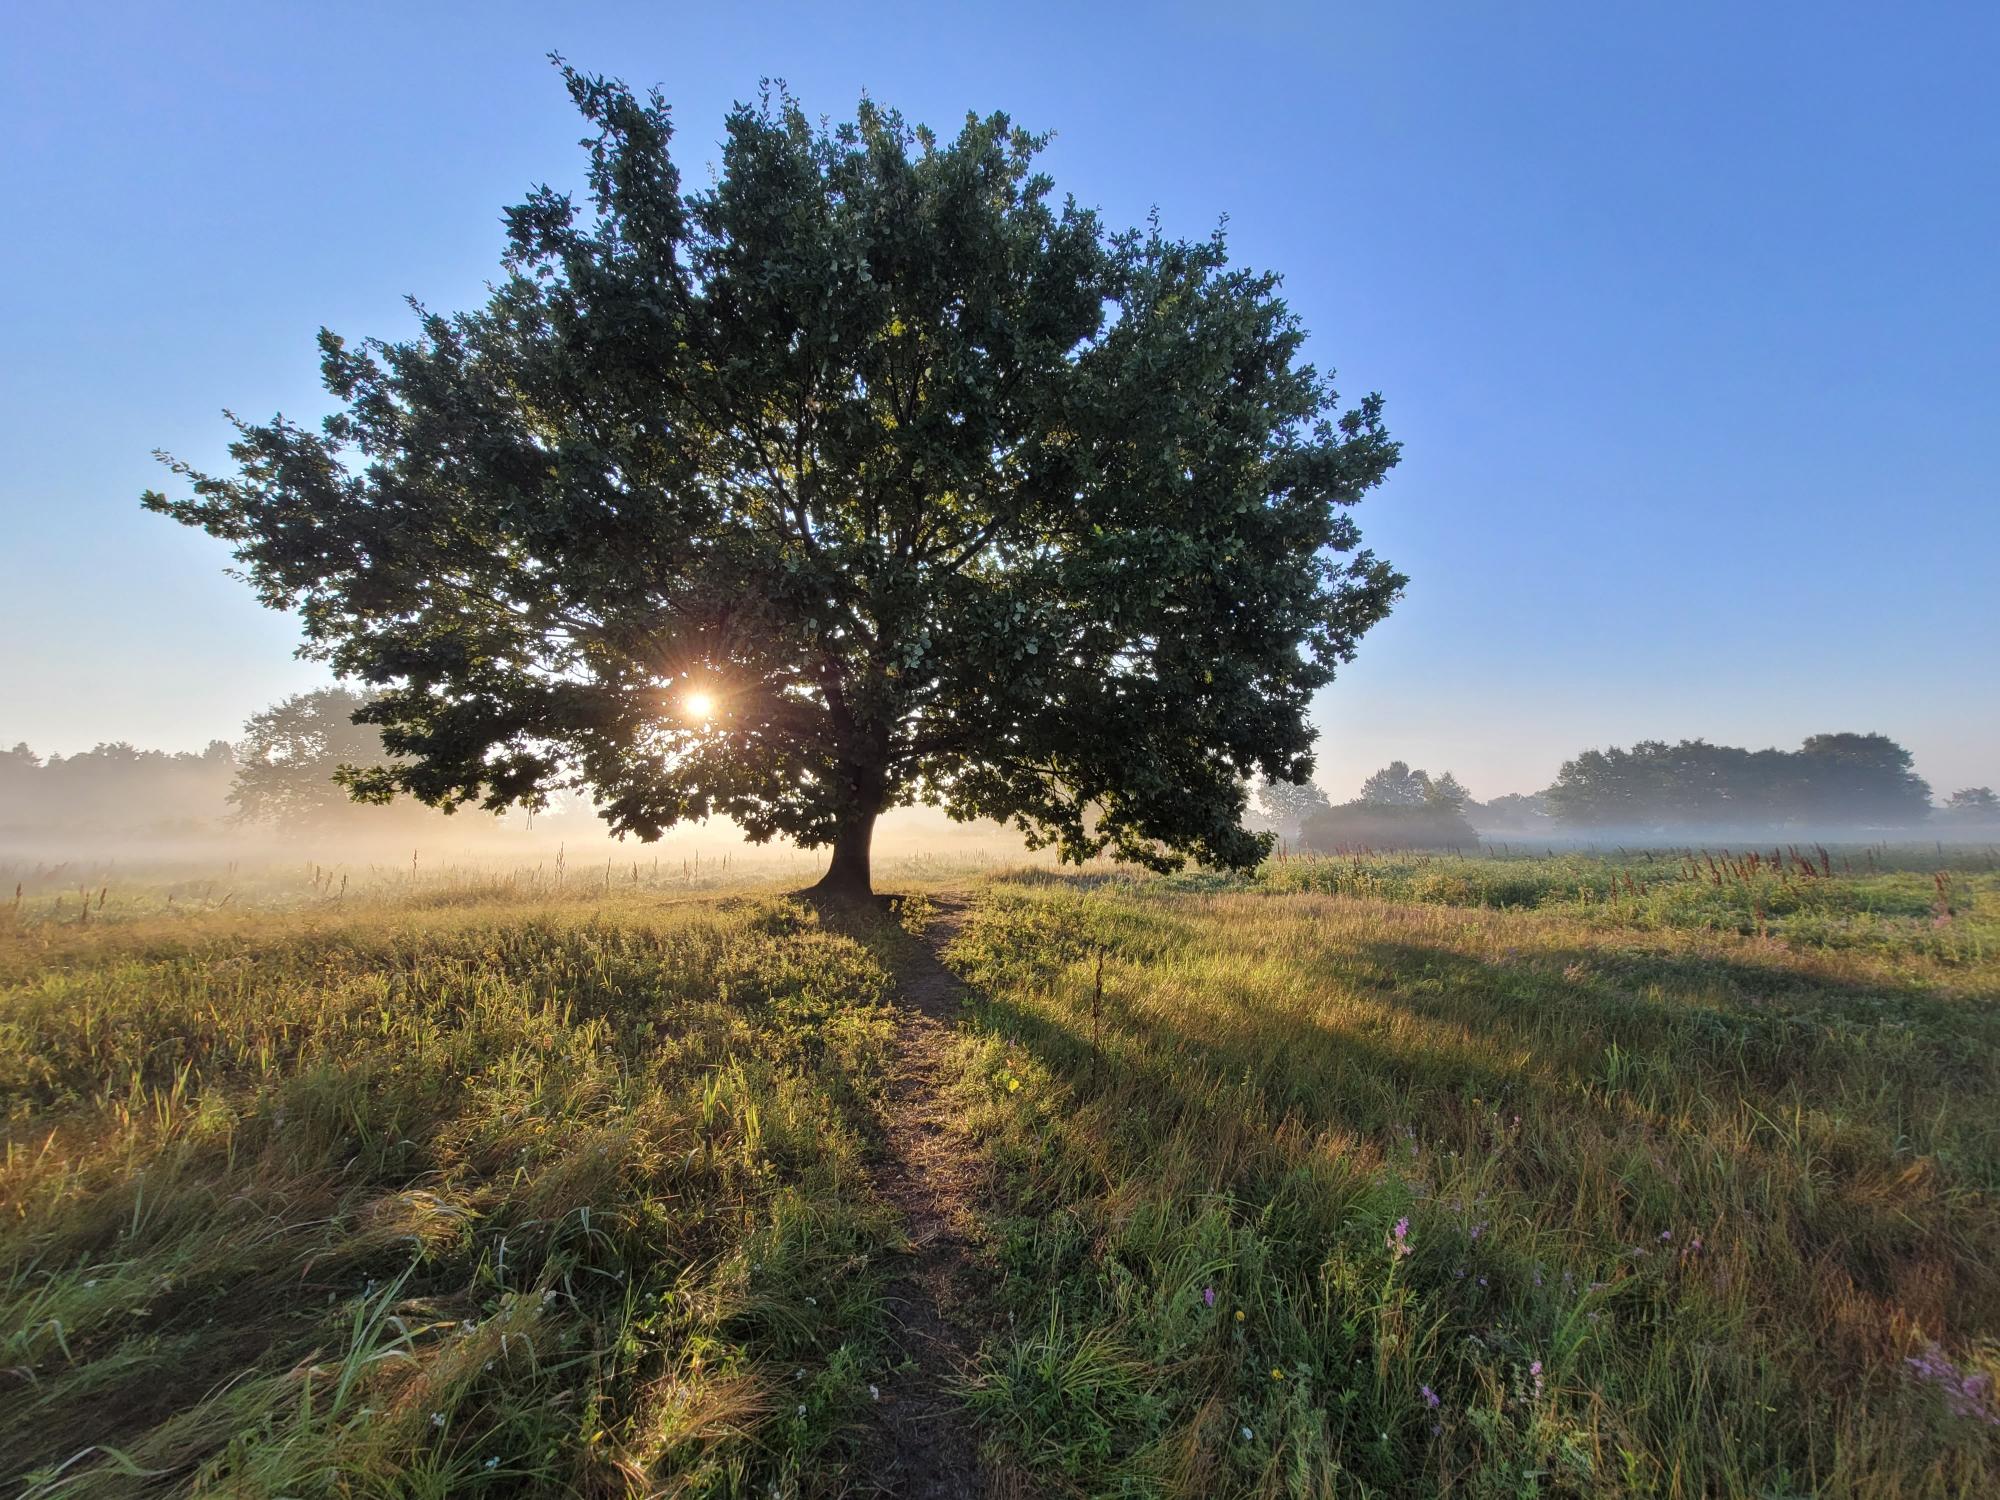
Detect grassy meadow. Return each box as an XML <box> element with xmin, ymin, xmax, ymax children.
<box><xmin>3</xmin><ymin>846</ymin><xmax>1997</xmax><ymax>1495</ymax></box>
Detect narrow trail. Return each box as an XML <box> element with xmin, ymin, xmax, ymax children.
<box><xmin>851</xmin><ymin>892</ymin><xmax>988</xmax><ymax>1498</ymax></box>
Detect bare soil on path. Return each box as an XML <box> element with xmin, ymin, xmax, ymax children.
<box><xmin>818</xmin><ymin>892</ymin><xmax>992</xmax><ymax>1498</ymax></box>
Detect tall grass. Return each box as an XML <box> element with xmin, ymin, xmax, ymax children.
<box><xmin>941</xmin><ymin>875</ymin><xmax>2000</xmax><ymax>1496</ymax></box>
<box><xmin>1261</xmin><ymin>847</ymin><xmax>1998</xmax><ymax>961</ymax></box>
<box><xmin>1</xmin><ymin>895</ymin><xmax>903</xmax><ymax>1495</ymax></box>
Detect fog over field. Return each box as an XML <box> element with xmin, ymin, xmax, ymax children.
<box><xmin>4</xmin><ymin>6</ymin><xmax>1997</xmax><ymax>1496</ymax></box>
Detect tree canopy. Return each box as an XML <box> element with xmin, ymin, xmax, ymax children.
<box><xmin>143</xmin><ymin>66</ymin><xmax>1403</xmax><ymax>893</ymax></box>
<box><xmin>230</xmin><ymin>687</ymin><xmax>419</xmax><ymax>830</ymax></box>
<box><xmin>1543</xmin><ymin>733</ymin><xmax>1932</xmax><ymax>831</ymax></box>
<box><xmin>1944</xmin><ymin>786</ymin><xmax>1999</xmax><ymax>821</ymax></box>
<box><xmin>1356</xmin><ymin>761</ymin><xmax>1466</xmax><ymax>811</ymax></box>
<box><xmin>1256</xmin><ymin>775</ymin><xmax>1333</xmax><ymax>839</ymax></box>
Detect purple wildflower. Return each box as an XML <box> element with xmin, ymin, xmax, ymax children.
<box><xmin>1204</xmin><ymin>1286</ymin><xmax>1216</xmax><ymax>1308</ymax></box>
<box><xmin>1906</xmin><ymin>1343</ymin><xmax>2000</xmax><ymax>1425</ymax></box>
<box><xmin>1387</xmin><ymin>1217</ymin><xmax>1411</xmax><ymax>1259</ymax></box>
<box><xmin>1420</xmin><ymin>1384</ymin><xmax>1440</xmax><ymax>1409</ymax></box>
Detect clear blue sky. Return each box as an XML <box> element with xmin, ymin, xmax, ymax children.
<box><xmin>3</xmin><ymin>1</ymin><xmax>1994</xmax><ymax>801</ymax></box>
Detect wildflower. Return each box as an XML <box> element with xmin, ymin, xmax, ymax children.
<box><xmin>1006</xmin><ymin>1076</ymin><xmax>1021</xmax><ymax>1092</ymax></box>
<box><xmin>869</xmin><ymin>1383</ymin><xmax>880</xmax><ymax>1401</ymax></box>
<box><xmin>1529</xmin><ymin>1359</ymin><xmax>1545</xmax><ymax>1399</ymax></box>
<box><xmin>1386</xmin><ymin>1217</ymin><xmax>1411</xmax><ymax>1258</ymax></box>
<box><xmin>1235</xmin><ymin>1309</ymin><xmax>1245</xmax><ymax>1322</ymax></box>
<box><xmin>1271</xmin><ymin>1367</ymin><xmax>1285</xmax><ymax>1381</ymax></box>
<box><xmin>1470</xmin><ymin>1222</ymin><xmax>1484</xmax><ymax>1240</ymax></box>
<box><xmin>1204</xmin><ymin>1286</ymin><xmax>1216</xmax><ymax>1307</ymax></box>
<box><xmin>796</xmin><ymin>1403</ymin><xmax>807</xmax><ymax>1416</ymax></box>
<box><xmin>484</xmin><ymin>1457</ymin><xmax>499</xmax><ymax>1471</ymax></box>
<box><xmin>432</xmin><ymin>1412</ymin><xmax>446</xmax><ymax>1427</ymax></box>
<box><xmin>804</xmin><ymin>1295</ymin><xmax>817</xmax><ymax>1306</ymax></box>
<box><xmin>1659</xmin><ymin>1229</ymin><xmax>1672</xmax><ymax>1243</ymax></box>
<box><xmin>1421</xmin><ymin>1384</ymin><xmax>1440</xmax><ymax>1409</ymax></box>
<box><xmin>1240</xmin><ymin>1426</ymin><xmax>1254</xmax><ymax>1441</ymax></box>
<box><xmin>1476</xmin><ymin>1276</ymin><xmax>1488</xmax><ymax>1287</ymax></box>
<box><xmin>793</xmin><ymin>1368</ymin><xmax>805</xmax><ymax>1381</ymax></box>
<box><xmin>1906</xmin><ymin>1342</ymin><xmax>2000</xmax><ymax>1425</ymax></box>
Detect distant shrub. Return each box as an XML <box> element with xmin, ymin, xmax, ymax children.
<box><xmin>1300</xmin><ymin>800</ymin><xmax>1478</xmax><ymax>851</ymax></box>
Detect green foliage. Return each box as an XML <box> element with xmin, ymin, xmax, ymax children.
<box><xmin>1946</xmin><ymin>787</ymin><xmax>2000</xmax><ymax>822</ymax></box>
<box><xmin>1545</xmin><ymin>733</ymin><xmax>1933</xmax><ymax>831</ymax></box>
<box><xmin>1357</xmin><ymin>760</ymin><xmax>1431</xmax><ymax>808</ymax></box>
<box><xmin>1255</xmin><ymin>777</ymin><xmax>1332</xmax><ymax>839</ymax></box>
<box><xmin>142</xmin><ymin>64</ymin><xmax>1402</xmax><ymax>886</ymax></box>
<box><xmin>230</xmin><ymin>686</ymin><xmax>413</xmax><ymax>828</ymax></box>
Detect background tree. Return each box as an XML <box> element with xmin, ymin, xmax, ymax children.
<box><xmin>1545</xmin><ymin>733</ymin><xmax>1931</xmax><ymax>830</ymax></box>
<box><xmin>1945</xmin><ymin>786</ymin><xmax>1999</xmax><ymax>820</ymax></box>
<box><xmin>1257</xmin><ymin>776</ymin><xmax>1333</xmax><ymax>840</ymax></box>
<box><xmin>143</xmin><ymin>67</ymin><xmax>1403</xmax><ymax>895</ymax></box>
<box><xmin>1357</xmin><ymin>761</ymin><xmax>1431</xmax><ymax>807</ymax></box>
<box><xmin>230</xmin><ymin>687</ymin><xmax>412</xmax><ymax>830</ymax></box>
<box><xmin>1422</xmin><ymin>770</ymin><xmax>1470</xmax><ymax>812</ymax></box>
<box><xmin>1794</xmin><ymin>732</ymin><xmax>1932</xmax><ymax>827</ymax></box>
<box><xmin>1471</xmin><ymin>790</ymin><xmax>1553</xmax><ymax>833</ymax></box>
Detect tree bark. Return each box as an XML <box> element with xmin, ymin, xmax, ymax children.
<box><xmin>812</xmin><ymin>804</ymin><xmax>879</xmax><ymax>899</ymax></box>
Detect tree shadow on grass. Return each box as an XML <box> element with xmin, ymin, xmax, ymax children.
<box><xmin>936</xmin><ymin>892</ymin><xmax>2000</xmax><ymax>1336</ymax></box>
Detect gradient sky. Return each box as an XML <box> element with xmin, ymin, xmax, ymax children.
<box><xmin>3</xmin><ymin>1</ymin><xmax>1995</xmax><ymax>803</ymax></box>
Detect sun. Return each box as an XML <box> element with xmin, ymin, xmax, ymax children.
<box><xmin>683</xmin><ymin>690</ymin><xmax>716</xmax><ymax>721</ymax></box>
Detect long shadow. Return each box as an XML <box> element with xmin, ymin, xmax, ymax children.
<box><xmin>932</xmin><ymin>885</ymin><xmax>2000</xmax><ymax>1332</ymax></box>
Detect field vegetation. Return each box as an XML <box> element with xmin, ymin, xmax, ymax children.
<box><xmin>3</xmin><ymin>846</ymin><xmax>1996</xmax><ymax>1495</ymax></box>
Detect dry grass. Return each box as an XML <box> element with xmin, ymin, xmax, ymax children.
<box><xmin>944</xmin><ymin>868</ymin><xmax>2000</xmax><ymax>1497</ymax></box>
<box><xmin>1</xmin><ymin>892</ymin><xmax>905</xmax><ymax>1496</ymax></box>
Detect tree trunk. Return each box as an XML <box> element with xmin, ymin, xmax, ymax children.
<box><xmin>812</xmin><ymin>805</ymin><xmax>879</xmax><ymax>899</ymax></box>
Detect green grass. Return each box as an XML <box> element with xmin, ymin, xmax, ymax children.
<box><xmin>1</xmin><ymin>894</ymin><xmax>906</xmax><ymax>1496</ymax></box>
<box><xmin>1261</xmin><ymin>846</ymin><xmax>1999</xmax><ymax>961</ymax></box>
<box><xmin>5</xmin><ymin>848</ymin><xmax>1998</xmax><ymax>1496</ymax></box>
<box><xmin>941</xmin><ymin>867</ymin><xmax>2000</xmax><ymax>1496</ymax></box>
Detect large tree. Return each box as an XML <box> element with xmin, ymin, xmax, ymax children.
<box><xmin>145</xmin><ymin>67</ymin><xmax>1403</xmax><ymax>895</ymax></box>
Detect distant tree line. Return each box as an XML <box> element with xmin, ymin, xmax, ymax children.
<box><xmin>0</xmin><ymin>739</ymin><xmax>237</xmax><ymax>835</ymax></box>
<box><xmin>1258</xmin><ymin>731</ymin><xmax>1991</xmax><ymax>851</ymax></box>
<box><xmin>1263</xmin><ymin>759</ymin><xmax>1479</xmax><ymax>851</ymax></box>
<box><xmin>1541</xmin><ymin>733</ymin><xmax>1934</xmax><ymax>832</ymax></box>
<box><xmin>0</xmin><ymin>689</ymin><xmax>490</xmax><ymax>840</ymax></box>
